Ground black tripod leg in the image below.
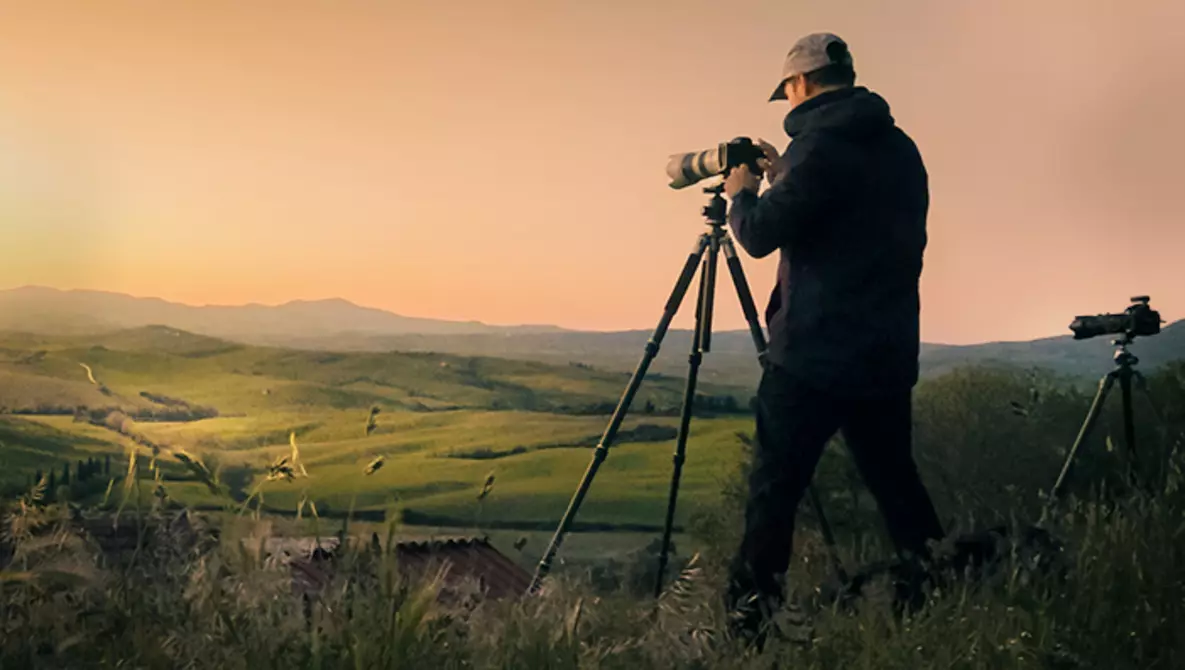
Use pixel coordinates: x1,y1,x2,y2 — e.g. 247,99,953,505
722,237,768,360
1132,371,1172,491
1119,367,1139,484
528,234,712,595
1050,372,1116,502
806,486,848,582
699,236,718,353
1132,372,1166,425
653,241,716,597
721,237,848,584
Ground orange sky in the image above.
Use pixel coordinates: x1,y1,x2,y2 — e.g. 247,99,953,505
0,0,1182,344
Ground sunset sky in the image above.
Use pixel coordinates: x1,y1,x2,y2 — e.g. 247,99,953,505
1,0,1182,344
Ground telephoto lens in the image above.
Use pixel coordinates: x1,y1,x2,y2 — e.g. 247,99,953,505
1069,296,1161,340
665,144,726,190
665,137,764,189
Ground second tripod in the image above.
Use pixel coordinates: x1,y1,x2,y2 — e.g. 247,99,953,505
527,184,844,597
1049,333,1165,503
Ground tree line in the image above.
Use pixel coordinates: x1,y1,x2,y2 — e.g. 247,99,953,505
25,454,114,503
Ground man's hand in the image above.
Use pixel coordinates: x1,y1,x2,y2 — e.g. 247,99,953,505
724,163,762,199
755,138,782,185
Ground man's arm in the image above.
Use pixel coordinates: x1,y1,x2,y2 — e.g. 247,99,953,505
726,136,836,259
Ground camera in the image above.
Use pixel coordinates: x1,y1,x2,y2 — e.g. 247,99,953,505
665,137,766,190
1069,296,1162,340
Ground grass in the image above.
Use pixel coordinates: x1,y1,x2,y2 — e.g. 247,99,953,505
0,416,126,479
1,437,1182,668
11,410,750,527
0,326,753,528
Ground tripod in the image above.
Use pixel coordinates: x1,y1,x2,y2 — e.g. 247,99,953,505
1048,333,1163,503
527,184,845,597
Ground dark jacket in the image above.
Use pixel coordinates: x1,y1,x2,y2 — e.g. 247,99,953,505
727,86,928,394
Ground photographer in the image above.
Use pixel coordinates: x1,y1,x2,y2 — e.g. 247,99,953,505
722,33,946,642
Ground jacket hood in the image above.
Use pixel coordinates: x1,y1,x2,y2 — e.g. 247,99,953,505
783,86,894,139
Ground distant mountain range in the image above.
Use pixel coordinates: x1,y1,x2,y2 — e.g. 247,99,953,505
3,286,1182,388
0,286,566,337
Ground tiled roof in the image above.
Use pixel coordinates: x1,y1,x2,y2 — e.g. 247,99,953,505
393,536,531,599
262,533,533,600
57,513,533,600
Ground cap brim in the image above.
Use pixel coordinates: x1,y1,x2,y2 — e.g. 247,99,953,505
768,78,789,102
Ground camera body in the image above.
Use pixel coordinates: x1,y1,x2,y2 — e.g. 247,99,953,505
1069,296,1162,341
665,137,766,190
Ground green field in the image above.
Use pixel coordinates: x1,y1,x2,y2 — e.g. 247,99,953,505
0,326,755,534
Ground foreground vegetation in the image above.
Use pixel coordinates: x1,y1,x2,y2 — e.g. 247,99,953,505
1,427,1182,668
2,354,1183,667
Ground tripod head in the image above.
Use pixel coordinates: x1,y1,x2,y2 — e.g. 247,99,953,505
1111,334,1140,369
701,183,727,228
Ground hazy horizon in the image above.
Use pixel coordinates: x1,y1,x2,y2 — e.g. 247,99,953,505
2,1,1183,345
9,282,1173,347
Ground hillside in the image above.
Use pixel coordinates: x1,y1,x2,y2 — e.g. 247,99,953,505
3,286,1181,389
0,326,744,417
230,321,1185,389
0,326,753,526
0,414,124,474
918,322,1185,379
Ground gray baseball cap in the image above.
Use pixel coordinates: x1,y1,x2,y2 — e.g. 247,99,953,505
768,32,853,102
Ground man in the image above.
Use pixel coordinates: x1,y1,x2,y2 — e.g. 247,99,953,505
722,32,946,641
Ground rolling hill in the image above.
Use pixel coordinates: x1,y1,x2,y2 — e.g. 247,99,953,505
0,325,744,418
0,325,755,530
256,322,1185,388
1,316,1181,537
3,286,1182,390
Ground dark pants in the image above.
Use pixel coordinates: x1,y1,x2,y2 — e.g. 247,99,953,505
726,362,945,618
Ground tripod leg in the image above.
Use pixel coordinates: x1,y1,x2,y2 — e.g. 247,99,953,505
699,236,719,353
528,234,712,595
1119,367,1139,484
721,237,848,584
1050,372,1116,502
1132,370,1173,491
1133,371,1167,425
805,484,848,583
721,238,768,359
653,242,716,597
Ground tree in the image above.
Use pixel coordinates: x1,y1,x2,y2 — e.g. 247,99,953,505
48,470,57,492
104,454,111,476
61,462,70,486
